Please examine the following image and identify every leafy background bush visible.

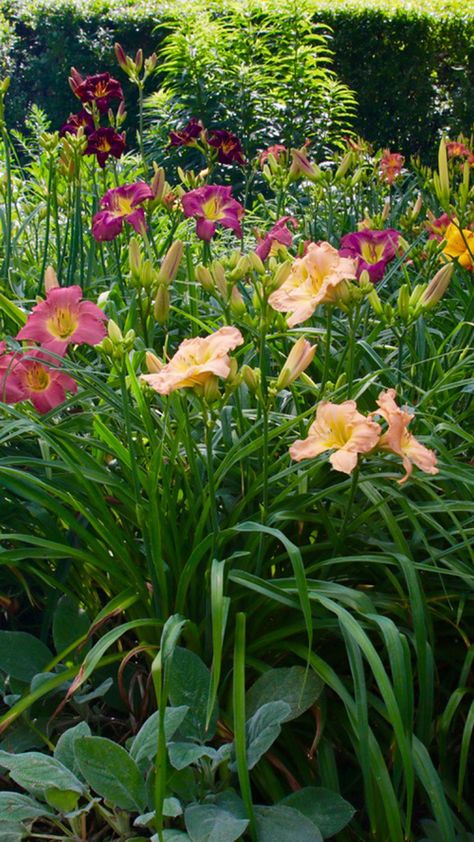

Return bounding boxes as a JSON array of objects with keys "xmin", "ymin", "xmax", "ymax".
[{"xmin": 0, "ymin": 0, "xmax": 473, "ymax": 158}]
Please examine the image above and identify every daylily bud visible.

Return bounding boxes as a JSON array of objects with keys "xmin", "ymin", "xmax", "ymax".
[
  {"xmin": 154, "ymin": 284, "xmax": 170, "ymax": 324},
  {"xmin": 145, "ymin": 53, "xmax": 158, "ymax": 74},
  {"xmin": 157, "ymin": 240, "xmax": 184, "ymax": 285},
  {"xmin": 145, "ymin": 351, "xmax": 163, "ymax": 373},
  {"xmin": 288, "ymin": 148, "xmax": 321, "ymax": 184},
  {"xmin": 100, "ymin": 337, "xmax": 114, "ymax": 355},
  {"xmin": 97, "ymin": 291, "xmax": 110, "ymax": 308},
  {"xmin": 0, "ymin": 77, "xmax": 10, "ymax": 93},
  {"xmin": 229, "ymin": 285, "xmax": 246, "ymax": 317},
  {"xmin": 247, "ymin": 251, "xmax": 266, "ymax": 275},
  {"xmin": 275, "ymin": 337, "xmax": 316, "ymax": 391},
  {"xmin": 271, "ymin": 259, "xmax": 292, "ymax": 290},
  {"xmin": 241, "ymin": 365, "xmax": 260, "ymax": 393},
  {"xmin": 196, "ymin": 264, "xmax": 214, "ymax": 293},
  {"xmin": 382, "ymin": 197, "xmax": 390, "ymax": 221},
  {"xmin": 44, "ymin": 266, "xmax": 59, "ymax": 292},
  {"xmin": 226, "ymin": 357, "xmax": 240, "ymax": 387},
  {"xmin": 135, "ymin": 49, "xmax": 144, "ymax": 73},
  {"xmin": 334, "ymin": 151, "xmax": 353, "ymax": 181},
  {"xmin": 434, "ymin": 138, "xmax": 450, "ymax": 206},
  {"xmin": 151, "ymin": 164, "xmax": 165, "ymax": 201},
  {"xmin": 211, "ymin": 261, "xmax": 227, "ymax": 299},
  {"xmin": 397, "ymin": 284, "xmax": 410, "ymax": 320},
  {"xmin": 419, "ymin": 262, "xmax": 454, "ymax": 310},
  {"xmin": 129, "ymin": 237, "xmax": 142, "ymax": 276},
  {"xmin": 115, "ymin": 43, "xmax": 128, "ymax": 72},
  {"xmin": 411, "ymin": 193, "xmax": 423, "ymax": 220},
  {"xmin": 367, "ymin": 288, "xmax": 384, "ymax": 316},
  {"xmin": 107, "ymin": 319, "xmax": 123, "ymax": 344}
]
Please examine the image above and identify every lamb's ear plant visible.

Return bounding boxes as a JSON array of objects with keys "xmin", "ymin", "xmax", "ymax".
[{"xmin": 0, "ymin": 636, "xmax": 354, "ymax": 841}]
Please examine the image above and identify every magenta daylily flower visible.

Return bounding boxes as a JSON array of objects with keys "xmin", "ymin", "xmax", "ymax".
[
  {"xmin": 207, "ymin": 130, "xmax": 245, "ymax": 166},
  {"xmin": 8, "ymin": 350, "xmax": 77, "ymax": 414},
  {"xmin": 16, "ymin": 286, "xmax": 107, "ymax": 356},
  {"xmin": 181, "ymin": 185, "xmax": 244, "ymax": 241},
  {"xmin": 92, "ymin": 182, "xmax": 154, "ymax": 242},
  {"xmin": 85, "ymin": 128, "xmax": 126, "ymax": 168},
  {"xmin": 255, "ymin": 216, "xmax": 297, "ymax": 261},
  {"xmin": 339, "ymin": 228, "xmax": 401, "ymax": 282},
  {"xmin": 69, "ymin": 69, "xmax": 124, "ymax": 114}
]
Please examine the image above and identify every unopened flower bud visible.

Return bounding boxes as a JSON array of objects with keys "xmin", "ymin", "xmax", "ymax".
[
  {"xmin": 44, "ymin": 266, "xmax": 59, "ymax": 292},
  {"xmin": 335, "ymin": 151, "xmax": 353, "ymax": 181},
  {"xmin": 129, "ymin": 237, "xmax": 142, "ymax": 276},
  {"xmin": 100, "ymin": 337, "xmax": 114, "ymax": 355},
  {"xmin": 275, "ymin": 337, "xmax": 316, "ymax": 391},
  {"xmin": 115, "ymin": 43, "xmax": 128, "ymax": 72},
  {"xmin": 108, "ymin": 319, "xmax": 123, "ymax": 344},
  {"xmin": 135, "ymin": 49, "xmax": 144, "ymax": 73},
  {"xmin": 382, "ymin": 197, "xmax": 390, "ymax": 221},
  {"xmin": 196, "ymin": 264, "xmax": 214, "ymax": 293},
  {"xmin": 419, "ymin": 262, "xmax": 454, "ymax": 310},
  {"xmin": 229, "ymin": 285, "xmax": 246, "ymax": 317},
  {"xmin": 145, "ymin": 351, "xmax": 163, "ymax": 373},
  {"xmin": 211, "ymin": 261, "xmax": 227, "ymax": 299},
  {"xmin": 157, "ymin": 240, "xmax": 184, "ymax": 285},
  {"xmin": 241, "ymin": 365, "xmax": 260, "ymax": 393},
  {"xmin": 272, "ymin": 260, "xmax": 292, "ymax": 290},
  {"xmin": 367, "ymin": 288, "xmax": 383, "ymax": 316},
  {"xmin": 397, "ymin": 284, "xmax": 410, "ymax": 320},
  {"xmin": 154, "ymin": 284, "xmax": 170, "ymax": 324},
  {"xmin": 411, "ymin": 193, "xmax": 423, "ymax": 220},
  {"xmin": 248, "ymin": 251, "xmax": 265, "ymax": 275},
  {"xmin": 151, "ymin": 164, "xmax": 165, "ymax": 201}
]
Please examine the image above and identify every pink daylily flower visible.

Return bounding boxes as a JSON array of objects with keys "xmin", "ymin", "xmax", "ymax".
[
  {"xmin": 255, "ymin": 216, "xmax": 297, "ymax": 261},
  {"xmin": 339, "ymin": 228, "xmax": 400, "ymax": 282},
  {"xmin": 181, "ymin": 185, "xmax": 244, "ymax": 241},
  {"xmin": 0, "ymin": 347, "xmax": 77, "ymax": 413},
  {"xmin": 290, "ymin": 400, "xmax": 381, "ymax": 475},
  {"xmin": 269, "ymin": 242, "xmax": 357, "ymax": 327},
  {"xmin": 0, "ymin": 343, "xmax": 26, "ymax": 403},
  {"xmin": 92, "ymin": 182, "xmax": 155, "ymax": 242},
  {"xmin": 16, "ymin": 286, "xmax": 107, "ymax": 355},
  {"xmin": 141, "ymin": 326, "xmax": 244, "ymax": 395},
  {"xmin": 372, "ymin": 389, "xmax": 439, "ymax": 483}
]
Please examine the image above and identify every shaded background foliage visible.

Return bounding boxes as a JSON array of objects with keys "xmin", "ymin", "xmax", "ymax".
[{"xmin": 0, "ymin": 0, "xmax": 473, "ymax": 159}]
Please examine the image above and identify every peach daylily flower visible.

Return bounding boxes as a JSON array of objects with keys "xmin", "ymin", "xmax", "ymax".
[
  {"xmin": 442, "ymin": 223, "xmax": 474, "ymax": 271},
  {"xmin": 290, "ymin": 400, "xmax": 381, "ymax": 475},
  {"xmin": 141, "ymin": 326, "xmax": 244, "ymax": 396},
  {"xmin": 268, "ymin": 242, "xmax": 357, "ymax": 327},
  {"xmin": 373, "ymin": 389, "xmax": 439, "ymax": 484}
]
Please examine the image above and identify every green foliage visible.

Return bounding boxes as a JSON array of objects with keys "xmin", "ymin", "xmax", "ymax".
[
  {"xmin": 145, "ymin": 2, "xmax": 356, "ymax": 161},
  {"xmin": 0, "ymin": 0, "xmax": 473, "ymax": 156}
]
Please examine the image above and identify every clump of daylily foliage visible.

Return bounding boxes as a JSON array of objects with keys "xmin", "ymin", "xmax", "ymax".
[{"xmin": 0, "ymin": 40, "xmax": 473, "ymax": 842}]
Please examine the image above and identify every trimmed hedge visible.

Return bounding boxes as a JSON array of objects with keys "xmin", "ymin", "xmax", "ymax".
[{"xmin": 0, "ymin": 0, "xmax": 473, "ymax": 157}]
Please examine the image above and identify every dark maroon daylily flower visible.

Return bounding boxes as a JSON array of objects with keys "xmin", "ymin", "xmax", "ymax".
[
  {"xmin": 84, "ymin": 128, "xmax": 126, "ymax": 168},
  {"xmin": 255, "ymin": 216, "xmax": 297, "ymax": 261},
  {"xmin": 181, "ymin": 185, "xmax": 244, "ymax": 241},
  {"xmin": 339, "ymin": 228, "xmax": 401, "ymax": 283},
  {"xmin": 70, "ymin": 70, "xmax": 124, "ymax": 114},
  {"xmin": 60, "ymin": 109, "xmax": 95, "ymax": 137},
  {"xmin": 169, "ymin": 118, "xmax": 205, "ymax": 148},
  {"xmin": 92, "ymin": 182, "xmax": 154, "ymax": 241},
  {"xmin": 207, "ymin": 130, "xmax": 245, "ymax": 166}
]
